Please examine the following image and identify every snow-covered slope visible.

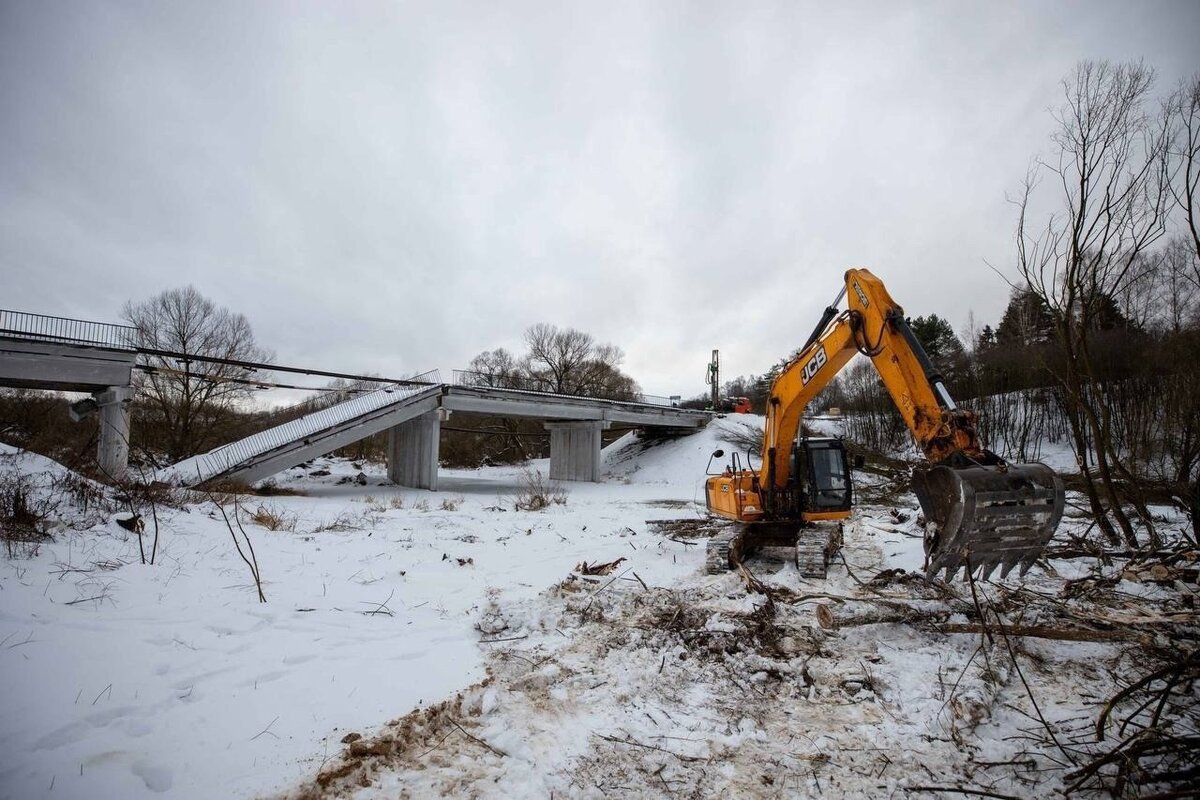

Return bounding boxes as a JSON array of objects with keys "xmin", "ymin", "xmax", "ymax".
[
  {"xmin": 1, "ymin": 421, "xmax": 1182, "ymax": 799},
  {"xmin": 0, "ymin": 427, "xmax": 731, "ymax": 799}
]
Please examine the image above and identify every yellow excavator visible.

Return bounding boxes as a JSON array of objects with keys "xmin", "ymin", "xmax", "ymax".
[{"xmin": 704, "ymin": 268, "xmax": 1065, "ymax": 580}]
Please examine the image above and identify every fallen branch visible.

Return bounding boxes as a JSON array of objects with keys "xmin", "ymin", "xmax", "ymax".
[
  {"xmin": 595, "ymin": 732, "xmax": 703, "ymax": 763},
  {"xmin": 583, "ymin": 567, "xmax": 632, "ymax": 610},
  {"xmin": 451, "ymin": 720, "xmax": 507, "ymax": 758},
  {"xmin": 902, "ymin": 786, "xmax": 1023, "ymax": 799},
  {"xmin": 575, "ymin": 557, "xmax": 626, "ymax": 576},
  {"xmin": 948, "ymin": 643, "xmax": 1013, "ymax": 743},
  {"xmin": 937, "ymin": 623, "xmax": 1148, "ymax": 644}
]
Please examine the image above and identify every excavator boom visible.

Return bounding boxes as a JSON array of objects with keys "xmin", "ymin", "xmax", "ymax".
[{"xmin": 705, "ymin": 268, "xmax": 1066, "ymax": 580}]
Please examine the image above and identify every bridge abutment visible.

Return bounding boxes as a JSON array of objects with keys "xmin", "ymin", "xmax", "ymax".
[
  {"xmin": 387, "ymin": 409, "xmax": 447, "ymax": 490},
  {"xmin": 545, "ymin": 420, "xmax": 610, "ymax": 482}
]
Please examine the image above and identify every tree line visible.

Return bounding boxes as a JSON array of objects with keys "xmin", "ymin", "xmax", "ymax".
[{"xmin": 0, "ymin": 285, "xmax": 641, "ymax": 474}]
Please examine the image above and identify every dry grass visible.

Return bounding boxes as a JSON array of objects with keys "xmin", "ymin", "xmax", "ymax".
[
  {"xmin": 249, "ymin": 503, "xmax": 296, "ymax": 532},
  {"xmin": 201, "ymin": 478, "xmax": 254, "ymax": 496},
  {"xmin": 200, "ymin": 478, "xmax": 305, "ymax": 499},
  {"xmin": 254, "ymin": 480, "xmax": 306, "ymax": 497},
  {"xmin": 310, "ymin": 510, "xmax": 373, "ymax": 533},
  {"xmin": 514, "ymin": 469, "xmax": 568, "ymax": 511},
  {"xmin": 1, "ymin": 471, "xmax": 49, "ymax": 559},
  {"xmin": 359, "ymin": 495, "xmax": 388, "ymax": 513}
]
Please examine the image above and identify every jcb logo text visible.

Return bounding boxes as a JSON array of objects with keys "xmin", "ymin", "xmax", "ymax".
[
  {"xmin": 801, "ymin": 347, "xmax": 827, "ymax": 385},
  {"xmin": 853, "ymin": 281, "xmax": 870, "ymax": 308}
]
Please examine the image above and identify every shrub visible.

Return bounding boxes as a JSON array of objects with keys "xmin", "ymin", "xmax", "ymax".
[
  {"xmin": 249, "ymin": 504, "xmax": 296, "ymax": 532},
  {"xmin": 514, "ymin": 469, "xmax": 568, "ymax": 511},
  {"xmin": 0, "ymin": 470, "xmax": 51, "ymax": 558}
]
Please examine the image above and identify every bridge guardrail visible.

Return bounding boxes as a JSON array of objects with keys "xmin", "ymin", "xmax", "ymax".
[
  {"xmin": 166, "ymin": 370, "xmax": 441, "ymax": 484},
  {"xmin": 258, "ymin": 370, "xmax": 443, "ymax": 423},
  {"xmin": 0, "ymin": 309, "xmax": 137, "ymax": 351}
]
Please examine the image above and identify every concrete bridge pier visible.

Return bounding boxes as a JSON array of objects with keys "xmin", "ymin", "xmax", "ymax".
[
  {"xmin": 545, "ymin": 420, "xmax": 610, "ymax": 482},
  {"xmin": 387, "ymin": 409, "xmax": 448, "ymax": 490},
  {"xmin": 94, "ymin": 386, "xmax": 134, "ymax": 479}
]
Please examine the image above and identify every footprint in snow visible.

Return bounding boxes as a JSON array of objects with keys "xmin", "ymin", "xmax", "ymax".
[
  {"xmin": 131, "ymin": 760, "xmax": 173, "ymax": 792},
  {"xmin": 241, "ymin": 670, "xmax": 285, "ymax": 687},
  {"xmin": 282, "ymin": 653, "xmax": 316, "ymax": 665}
]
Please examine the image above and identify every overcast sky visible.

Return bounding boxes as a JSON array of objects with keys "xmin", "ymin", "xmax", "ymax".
[{"xmin": 2, "ymin": 1, "xmax": 1198, "ymax": 400}]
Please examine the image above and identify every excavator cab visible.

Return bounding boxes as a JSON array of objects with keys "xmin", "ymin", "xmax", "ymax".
[{"xmin": 794, "ymin": 438, "xmax": 853, "ymax": 517}]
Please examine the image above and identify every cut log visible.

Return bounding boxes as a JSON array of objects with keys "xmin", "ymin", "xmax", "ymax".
[
  {"xmin": 814, "ymin": 598, "xmax": 962, "ymax": 630},
  {"xmin": 948, "ymin": 643, "xmax": 1014, "ymax": 743}
]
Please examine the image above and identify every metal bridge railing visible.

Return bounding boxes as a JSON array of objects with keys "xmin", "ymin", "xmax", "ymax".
[
  {"xmin": 0, "ymin": 309, "xmax": 137, "ymax": 350},
  {"xmin": 451, "ymin": 369, "xmax": 683, "ymax": 408},
  {"xmin": 164, "ymin": 370, "xmax": 441, "ymax": 484},
  {"xmin": 258, "ymin": 369, "xmax": 443, "ymax": 423}
]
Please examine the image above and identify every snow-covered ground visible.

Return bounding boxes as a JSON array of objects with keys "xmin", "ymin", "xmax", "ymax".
[
  {"xmin": 0, "ymin": 417, "xmax": 1189, "ymax": 799},
  {"xmin": 0, "ymin": 425, "xmax": 730, "ymax": 799}
]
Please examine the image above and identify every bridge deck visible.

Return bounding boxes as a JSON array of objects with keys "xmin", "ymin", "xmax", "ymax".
[{"xmin": 160, "ymin": 383, "xmax": 709, "ymax": 487}]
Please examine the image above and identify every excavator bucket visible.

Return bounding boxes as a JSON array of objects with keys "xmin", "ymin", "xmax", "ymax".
[{"xmin": 912, "ymin": 462, "xmax": 1065, "ymax": 581}]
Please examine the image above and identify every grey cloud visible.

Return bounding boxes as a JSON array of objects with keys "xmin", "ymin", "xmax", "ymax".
[{"xmin": 2, "ymin": 0, "xmax": 1198, "ymax": 397}]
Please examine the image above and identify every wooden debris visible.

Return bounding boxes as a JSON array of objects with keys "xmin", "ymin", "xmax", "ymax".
[
  {"xmin": 814, "ymin": 598, "xmax": 962, "ymax": 630},
  {"xmin": 575, "ymin": 557, "xmax": 626, "ymax": 576},
  {"xmin": 115, "ymin": 513, "xmax": 144, "ymax": 533}
]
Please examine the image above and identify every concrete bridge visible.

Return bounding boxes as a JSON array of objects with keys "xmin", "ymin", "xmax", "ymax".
[
  {"xmin": 1, "ymin": 309, "xmax": 709, "ymax": 487},
  {"xmin": 0, "ymin": 310, "xmax": 137, "ymax": 477},
  {"xmin": 160, "ymin": 377, "xmax": 707, "ymax": 490}
]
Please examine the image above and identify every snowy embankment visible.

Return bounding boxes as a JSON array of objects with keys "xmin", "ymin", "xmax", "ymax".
[
  {"xmin": 0, "ymin": 425, "xmax": 730, "ymax": 800},
  {"xmin": 1, "ymin": 416, "xmax": 1192, "ymax": 799}
]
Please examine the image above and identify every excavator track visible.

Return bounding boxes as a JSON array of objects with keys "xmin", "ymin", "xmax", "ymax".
[
  {"xmin": 701, "ymin": 522, "xmax": 843, "ymax": 578},
  {"xmin": 645, "ymin": 519, "xmax": 741, "ymax": 574},
  {"xmin": 705, "ymin": 527, "xmax": 740, "ymax": 574}
]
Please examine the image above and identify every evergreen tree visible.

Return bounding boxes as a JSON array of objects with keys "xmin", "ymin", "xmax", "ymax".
[
  {"xmin": 909, "ymin": 314, "xmax": 966, "ymax": 365},
  {"xmin": 995, "ymin": 286, "xmax": 1056, "ymax": 346},
  {"xmin": 1088, "ymin": 292, "xmax": 1132, "ymax": 331}
]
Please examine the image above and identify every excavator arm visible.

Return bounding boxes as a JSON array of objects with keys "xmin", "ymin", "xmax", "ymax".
[
  {"xmin": 764, "ymin": 269, "xmax": 982, "ymax": 491},
  {"xmin": 706, "ymin": 268, "xmax": 1065, "ymax": 580}
]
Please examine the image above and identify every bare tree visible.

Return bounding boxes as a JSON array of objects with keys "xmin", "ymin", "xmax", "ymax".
[
  {"xmin": 522, "ymin": 324, "xmax": 594, "ymax": 394},
  {"xmin": 521, "ymin": 324, "xmax": 638, "ymax": 399},
  {"xmin": 1013, "ymin": 60, "xmax": 1172, "ymax": 548},
  {"xmin": 466, "ymin": 348, "xmax": 519, "ymax": 388},
  {"xmin": 124, "ymin": 286, "xmax": 271, "ymax": 461},
  {"xmin": 1156, "ymin": 236, "xmax": 1200, "ymax": 333},
  {"xmin": 1165, "ymin": 73, "xmax": 1200, "ymax": 260}
]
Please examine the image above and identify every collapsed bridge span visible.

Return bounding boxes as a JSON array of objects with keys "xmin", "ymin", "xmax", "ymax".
[{"xmin": 159, "ymin": 381, "xmax": 710, "ymax": 490}]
